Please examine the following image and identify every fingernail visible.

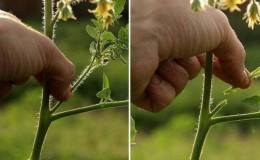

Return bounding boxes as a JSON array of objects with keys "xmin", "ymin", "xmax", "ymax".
[
  {"xmin": 150, "ymin": 75, "xmax": 161, "ymax": 85},
  {"xmin": 160, "ymin": 60, "xmax": 174, "ymax": 72}
]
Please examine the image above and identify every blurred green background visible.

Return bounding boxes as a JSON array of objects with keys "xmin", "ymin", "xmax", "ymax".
[
  {"xmin": 131, "ymin": 9, "xmax": 260, "ymax": 160},
  {"xmin": 0, "ymin": 1, "xmax": 128, "ymax": 160}
]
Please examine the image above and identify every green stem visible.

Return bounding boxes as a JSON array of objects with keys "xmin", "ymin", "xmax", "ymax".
[
  {"xmin": 50, "ymin": 56, "xmax": 97, "ymax": 113},
  {"xmin": 30, "ymin": 78, "xmax": 51, "ymax": 160},
  {"xmin": 211, "ymin": 112, "xmax": 260, "ymax": 125},
  {"xmin": 71, "ymin": 57, "xmax": 97, "ymax": 92},
  {"xmin": 30, "ymin": 0, "xmax": 53, "ymax": 159},
  {"xmin": 44, "ymin": 0, "xmax": 54, "ymax": 39},
  {"xmin": 51, "ymin": 100, "xmax": 128, "ymax": 121},
  {"xmin": 50, "ymin": 10, "xmax": 60, "ymax": 28},
  {"xmin": 190, "ymin": 53, "xmax": 213, "ymax": 160},
  {"xmin": 210, "ymin": 99, "xmax": 227, "ymax": 117}
]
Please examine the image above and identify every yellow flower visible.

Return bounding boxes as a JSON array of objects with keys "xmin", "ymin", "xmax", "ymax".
[
  {"xmin": 243, "ymin": 0, "xmax": 260, "ymax": 30},
  {"xmin": 89, "ymin": 0, "xmax": 114, "ymax": 17},
  {"xmin": 104, "ymin": 14, "xmax": 114, "ymax": 29},
  {"xmin": 218, "ymin": 0, "xmax": 246, "ymax": 12},
  {"xmin": 89, "ymin": 0, "xmax": 115, "ymax": 29}
]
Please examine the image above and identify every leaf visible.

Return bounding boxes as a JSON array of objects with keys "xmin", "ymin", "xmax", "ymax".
[
  {"xmin": 89, "ymin": 42, "xmax": 96, "ymax": 55},
  {"xmin": 242, "ymin": 96, "xmax": 260, "ymax": 107},
  {"xmin": 102, "ymin": 73, "xmax": 110, "ymax": 89},
  {"xmin": 91, "ymin": 19, "xmax": 102, "ymax": 30},
  {"xmin": 118, "ymin": 27, "xmax": 125, "ymax": 40},
  {"xmin": 101, "ymin": 31, "xmax": 116, "ymax": 42},
  {"xmin": 118, "ymin": 25, "xmax": 129, "ymax": 49},
  {"xmin": 114, "ymin": 0, "xmax": 126, "ymax": 15},
  {"xmin": 96, "ymin": 88, "xmax": 111, "ymax": 100},
  {"xmin": 86, "ymin": 25, "xmax": 98, "ymax": 39},
  {"xmin": 131, "ymin": 117, "xmax": 137, "ymax": 145},
  {"xmin": 96, "ymin": 73, "xmax": 112, "ymax": 101},
  {"xmin": 100, "ymin": 32, "xmax": 116, "ymax": 50}
]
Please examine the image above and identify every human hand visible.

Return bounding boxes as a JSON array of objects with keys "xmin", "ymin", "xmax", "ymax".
[
  {"xmin": 131, "ymin": 0, "xmax": 251, "ymax": 112},
  {"xmin": 0, "ymin": 11, "xmax": 75, "ymax": 101}
]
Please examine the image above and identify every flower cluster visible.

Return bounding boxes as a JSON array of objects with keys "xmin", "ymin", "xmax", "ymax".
[
  {"xmin": 243, "ymin": 0, "xmax": 260, "ymax": 29},
  {"xmin": 218, "ymin": 0, "xmax": 246, "ymax": 12},
  {"xmin": 190, "ymin": 0, "xmax": 260, "ymax": 30},
  {"xmin": 89, "ymin": 0, "xmax": 115, "ymax": 29},
  {"xmin": 57, "ymin": 0, "xmax": 76, "ymax": 21}
]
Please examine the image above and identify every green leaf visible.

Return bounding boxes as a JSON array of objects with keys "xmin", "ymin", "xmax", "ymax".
[
  {"xmin": 242, "ymin": 96, "xmax": 260, "ymax": 107},
  {"xmin": 100, "ymin": 32, "xmax": 116, "ymax": 50},
  {"xmin": 96, "ymin": 73, "xmax": 112, "ymax": 101},
  {"xmin": 125, "ymin": 24, "xmax": 129, "ymax": 36},
  {"xmin": 86, "ymin": 25, "xmax": 98, "ymax": 39},
  {"xmin": 118, "ymin": 27, "xmax": 125, "ymax": 40},
  {"xmin": 114, "ymin": 0, "xmax": 126, "ymax": 15},
  {"xmin": 91, "ymin": 19, "xmax": 103, "ymax": 30},
  {"xmin": 131, "ymin": 117, "xmax": 137, "ymax": 145},
  {"xmin": 96, "ymin": 88, "xmax": 111, "ymax": 100},
  {"xmin": 118, "ymin": 25, "xmax": 129, "ymax": 49},
  {"xmin": 103, "ymin": 73, "xmax": 110, "ymax": 89},
  {"xmin": 89, "ymin": 42, "xmax": 96, "ymax": 55},
  {"xmin": 101, "ymin": 31, "xmax": 116, "ymax": 42}
]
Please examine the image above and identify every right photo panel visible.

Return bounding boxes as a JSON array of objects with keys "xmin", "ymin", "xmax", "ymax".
[{"xmin": 131, "ymin": 0, "xmax": 260, "ymax": 159}]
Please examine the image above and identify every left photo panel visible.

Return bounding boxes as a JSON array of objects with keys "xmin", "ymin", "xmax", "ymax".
[{"xmin": 0, "ymin": 0, "xmax": 129, "ymax": 159}]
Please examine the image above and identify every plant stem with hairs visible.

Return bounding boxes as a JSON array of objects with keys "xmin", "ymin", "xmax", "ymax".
[
  {"xmin": 190, "ymin": 53, "xmax": 260, "ymax": 160},
  {"xmin": 190, "ymin": 53, "xmax": 213, "ymax": 160},
  {"xmin": 28, "ymin": 0, "xmax": 128, "ymax": 159},
  {"xmin": 29, "ymin": 0, "xmax": 53, "ymax": 159}
]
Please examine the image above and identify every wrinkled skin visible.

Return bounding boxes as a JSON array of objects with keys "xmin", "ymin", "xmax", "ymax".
[
  {"xmin": 131, "ymin": 0, "xmax": 251, "ymax": 112},
  {"xmin": 0, "ymin": 11, "xmax": 75, "ymax": 101}
]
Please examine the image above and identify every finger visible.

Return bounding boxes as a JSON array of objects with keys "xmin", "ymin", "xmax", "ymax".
[
  {"xmin": 0, "ymin": 82, "xmax": 12, "ymax": 99},
  {"xmin": 131, "ymin": 39, "xmax": 159, "ymax": 101},
  {"xmin": 213, "ymin": 27, "xmax": 250, "ymax": 89},
  {"xmin": 47, "ymin": 57, "xmax": 74, "ymax": 101},
  {"xmin": 34, "ymin": 57, "xmax": 75, "ymax": 101},
  {"xmin": 198, "ymin": 54, "xmax": 228, "ymax": 82},
  {"xmin": 134, "ymin": 74, "xmax": 176, "ymax": 112},
  {"xmin": 198, "ymin": 53, "xmax": 251, "ymax": 88},
  {"xmin": 11, "ymin": 77, "xmax": 30, "ymax": 85},
  {"xmin": 175, "ymin": 57, "xmax": 201, "ymax": 80},
  {"xmin": 157, "ymin": 59, "xmax": 189, "ymax": 95},
  {"xmin": 153, "ymin": 4, "xmax": 250, "ymax": 88},
  {"xmin": 34, "ymin": 40, "xmax": 75, "ymax": 101}
]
